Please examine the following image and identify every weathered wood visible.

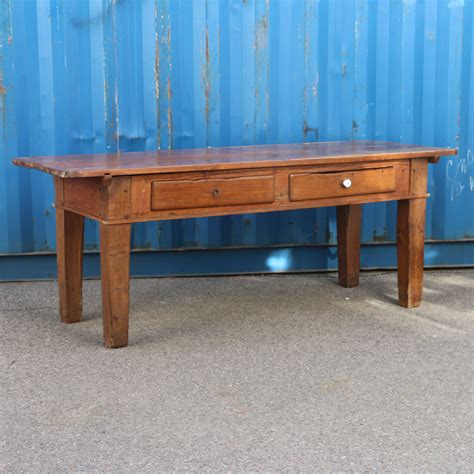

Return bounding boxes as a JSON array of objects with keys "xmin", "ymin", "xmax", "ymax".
[
  {"xmin": 397, "ymin": 199, "xmax": 426, "ymax": 307},
  {"xmin": 152, "ymin": 175, "xmax": 275, "ymax": 210},
  {"xmin": 106, "ymin": 176, "xmax": 132, "ymax": 220},
  {"xmin": 100, "ymin": 223, "xmax": 131, "ymax": 348},
  {"xmin": 12, "ymin": 141, "xmax": 456, "ymax": 178},
  {"xmin": 397, "ymin": 158, "xmax": 429, "ymax": 308},
  {"xmin": 62, "ymin": 177, "xmax": 106, "ymax": 219},
  {"xmin": 337, "ymin": 204, "xmax": 362, "ymax": 288},
  {"xmin": 56, "ymin": 208, "xmax": 84, "ymax": 323},
  {"xmin": 289, "ymin": 166, "xmax": 396, "ymax": 201},
  {"xmin": 125, "ymin": 160, "xmax": 411, "ymax": 223}
]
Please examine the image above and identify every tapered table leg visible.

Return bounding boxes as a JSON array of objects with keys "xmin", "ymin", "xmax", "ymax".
[
  {"xmin": 56, "ymin": 208, "xmax": 84, "ymax": 323},
  {"xmin": 100, "ymin": 223, "xmax": 131, "ymax": 348},
  {"xmin": 397, "ymin": 198, "xmax": 426, "ymax": 308},
  {"xmin": 337, "ymin": 204, "xmax": 362, "ymax": 288}
]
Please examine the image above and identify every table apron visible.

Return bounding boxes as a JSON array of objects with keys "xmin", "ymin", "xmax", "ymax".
[{"xmin": 54, "ymin": 158, "xmax": 428, "ymax": 225}]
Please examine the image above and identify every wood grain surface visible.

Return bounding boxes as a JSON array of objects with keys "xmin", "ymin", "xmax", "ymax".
[
  {"xmin": 337, "ymin": 204, "xmax": 362, "ymax": 288},
  {"xmin": 289, "ymin": 166, "xmax": 396, "ymax": 201},
  {"xmin": 13, "ymin": 141, "xmax": 456, "ymax": 178}
]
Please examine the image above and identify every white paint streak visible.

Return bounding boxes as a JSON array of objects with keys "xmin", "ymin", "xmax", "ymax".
[{"xmin": 446, "ymin": 149, "xmax": 473, "ymax": 200}]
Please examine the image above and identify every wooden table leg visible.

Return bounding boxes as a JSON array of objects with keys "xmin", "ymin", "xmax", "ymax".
[
  {"xmin": 397, "ymin": 198, "xmax": 426, "ymax": 308},
  {"xmin": 56, "ymin": 208, "xmax": 84, "ymax": 323},
  {"xmin": 100, "ymin": 223, "xmax": 131, "ymax": 348},
  {"xmin": 337, "ymin": 204, "xmax": 362, "ymax": 288}
]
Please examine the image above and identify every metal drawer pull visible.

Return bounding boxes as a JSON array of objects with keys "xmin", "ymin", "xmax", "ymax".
[
  {"xmin": 212, "ymin": 188, "xmax": 220, "ymax": 197},
  {"xmin": 342, "ymin": 178, "xmax": 352, "ymax": 189}
]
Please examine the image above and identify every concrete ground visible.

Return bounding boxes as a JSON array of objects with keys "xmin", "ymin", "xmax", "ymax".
[{"xmin": 1, "ymin": 270, "xmax": 472, "ymax": 472}]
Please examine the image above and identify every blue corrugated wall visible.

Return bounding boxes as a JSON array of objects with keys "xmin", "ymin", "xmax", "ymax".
[{"xmin": 0, "ymin": 0, "xmax": 473, "ymax": 279}]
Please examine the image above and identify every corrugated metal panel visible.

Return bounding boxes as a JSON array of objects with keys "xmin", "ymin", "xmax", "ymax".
[{"xmin": 0, "ymin": 1, "xmax": 473, "ymax": 265}]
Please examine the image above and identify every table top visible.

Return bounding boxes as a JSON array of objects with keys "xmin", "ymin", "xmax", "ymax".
[{"xmin": 13, "ymin": 141, "xmax": 456, "ymax": 178}]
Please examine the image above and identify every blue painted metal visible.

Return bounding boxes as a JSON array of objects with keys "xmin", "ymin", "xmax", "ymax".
[
  {"xmin": 1, "ymin": 241, "xmax": 472, "ymax": 281},
  {"xmin": 0, "ymin": 0, "xmax": 473, "ymax": 276}
]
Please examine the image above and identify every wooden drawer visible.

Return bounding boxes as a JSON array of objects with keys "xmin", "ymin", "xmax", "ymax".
[
  {"xmin": 289, "ymin": 166, "xmax": 397, "ymax": 201},
  {"xmin": 151, "ymin": 175, "xmax": 275, "ymax": 211}
]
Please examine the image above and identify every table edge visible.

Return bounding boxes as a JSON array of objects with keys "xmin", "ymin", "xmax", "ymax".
[{"xmin": 12, "ymin": 148, "xmax": 458, "ymax": 178}]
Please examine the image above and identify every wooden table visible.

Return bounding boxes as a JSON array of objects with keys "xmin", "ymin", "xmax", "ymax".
[{"xmin": 14, "ymin": 141, "xmax": 456, "ymax": 348}]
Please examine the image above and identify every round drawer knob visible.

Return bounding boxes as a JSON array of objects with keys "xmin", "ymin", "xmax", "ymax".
[
  {"xmin": 212, "ymin": 188, "xmax": 220, "ymax": 197},
  {"xmin": 342, "ymin": 178, "xmax": 352, "ymax": 189}
]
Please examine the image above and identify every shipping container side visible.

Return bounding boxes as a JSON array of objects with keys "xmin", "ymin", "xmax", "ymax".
[{"xmin": 0, "ymin": 0, "xmax": 472, "ymax": 276}]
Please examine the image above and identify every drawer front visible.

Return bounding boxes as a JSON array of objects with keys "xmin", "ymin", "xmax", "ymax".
[
  {"xmin": 289, "ymin": 166, "xmax": 396, "ymax": 201},
  {"xmin": 151, "ymin": 175, "xmax": 275, "ymax": 211}
]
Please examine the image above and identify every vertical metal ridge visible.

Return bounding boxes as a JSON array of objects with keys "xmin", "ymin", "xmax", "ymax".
[{"xmin": 1, "ymin": 0, "xmax": 472, "ymax": 268}]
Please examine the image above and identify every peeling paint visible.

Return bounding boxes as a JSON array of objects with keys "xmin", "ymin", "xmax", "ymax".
[
  {"xmin": 303, "ymin": 0, "xmax": 318, "ymax": 145},
  {"xmin": 154, "ymin": 0, "xmax": 161, "ymax": 150},
  {"xmin": 312, "ymin": 77, "xmax": 318, "ymax": 97},
  {"xmin": 303, "ymin": 122, "xmax": 318, "ymax": 141},
  {"xmin": 0, "ymin": 0, "xmax": 12, "ymax": 143},
  {"xmin": 167, "ymin": 76, "xmax": 173, "ymax": 149},
  {"xmin": 0, "ymin": 71, "xmax": 6, "ymax": 128},
  {"xmin": 204, "ymin": 27, "xmax": 210, "ymax": 128},
  {"xmin": 254, "ymin": 8, "xmax": 268, "ymax": 50},
  {"xmin": 352, "ymin": 120, "xmax": 358, "ymax": 135},
  {"xmin": 103, "ymin": 0, "xmax": 119, "ymax": 152},
  {"xmin": 156, "ymin": 0, "xmax": 173, "ymax": 150},
  {"xmin": 372, "ymin": 229, "xmax": 390, "ymax": 242},
  {"xmin": 255, "ymin": 0, "xmax": 270, "ymax": 138}
]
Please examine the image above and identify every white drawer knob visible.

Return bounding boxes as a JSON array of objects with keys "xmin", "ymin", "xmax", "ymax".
[{"xmin": 342, "ymin": 178, "xmax": 352, "ymax": 188}]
